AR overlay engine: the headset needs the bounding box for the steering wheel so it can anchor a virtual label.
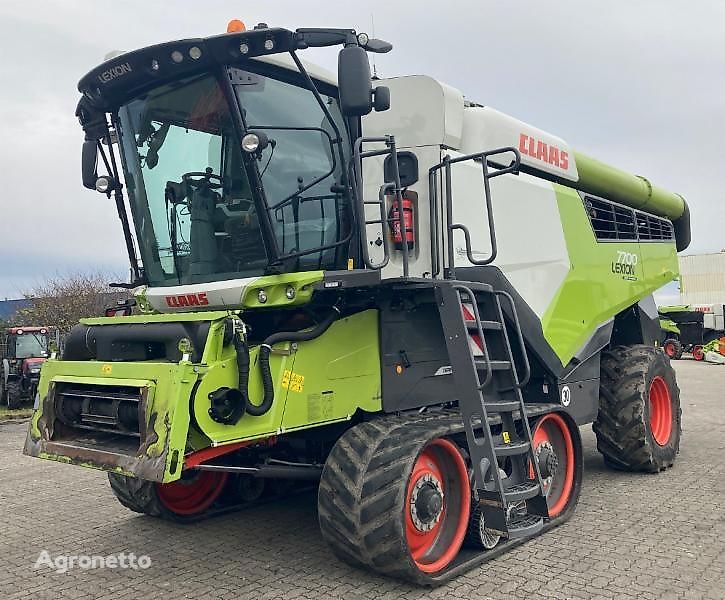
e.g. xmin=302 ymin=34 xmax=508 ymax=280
xmin=182 ymin=168 xmax=224 ymax=190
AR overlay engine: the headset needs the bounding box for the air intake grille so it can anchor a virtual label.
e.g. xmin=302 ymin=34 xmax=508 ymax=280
xmin=583 ymin=195 xmax=674 ymax=242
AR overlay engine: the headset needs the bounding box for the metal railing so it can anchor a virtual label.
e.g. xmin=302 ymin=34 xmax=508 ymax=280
xmin=429 ymin=147 xmax=521 ymax=279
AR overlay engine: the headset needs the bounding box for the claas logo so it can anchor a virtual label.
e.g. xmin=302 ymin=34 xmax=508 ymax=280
xmin=519 ymin=133 xmax=569 ymax=169
xmin=165 ymin=293 xmax=209 ymax=308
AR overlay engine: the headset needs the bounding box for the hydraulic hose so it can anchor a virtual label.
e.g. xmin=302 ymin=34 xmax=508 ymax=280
xmin=236 ymin=306 xmax=341 ymax=417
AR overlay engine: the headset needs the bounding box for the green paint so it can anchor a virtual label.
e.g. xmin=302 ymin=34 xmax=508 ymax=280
xmin=573 ymin=152 xmax=685 ymax=220
xmin=241 ymin=271 xmax=323 ymax=308
xmin=191 ymin=309 xmax=381 ymax=444
xmin=542 ymin=184 xmax=679 ymax=365
xmin=659 ymin=318 xmax=680 ymax=336
xmin=81 ymin=310 xmax=232 ymax=326
xmin=27 ymin=359 xmax=199 ymax=483
xmin=26 ymin=308 xmax=381 ymax=482
xmin=658 ymin=305 xmax=691 ymax=314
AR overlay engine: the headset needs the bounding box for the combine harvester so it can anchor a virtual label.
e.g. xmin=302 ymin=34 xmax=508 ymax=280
xmin=659 ymin=304 xmax=725 ymax=361
xmin=25 ymin=21 xmax=691 ymax=583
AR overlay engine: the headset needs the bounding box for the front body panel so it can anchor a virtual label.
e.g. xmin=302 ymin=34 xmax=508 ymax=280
xmin=24 ymin=310 xmax=382 ymax=482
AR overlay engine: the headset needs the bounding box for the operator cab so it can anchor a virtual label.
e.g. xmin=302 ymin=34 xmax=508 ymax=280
xmin=78 ymin=24 xmax=392 ymax=291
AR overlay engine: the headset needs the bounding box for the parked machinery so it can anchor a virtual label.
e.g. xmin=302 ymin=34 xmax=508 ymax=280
xmin=25 ymin=21 xmax=689 ymax=583
xmin=1 ymin=327 xmax=52 ymax=409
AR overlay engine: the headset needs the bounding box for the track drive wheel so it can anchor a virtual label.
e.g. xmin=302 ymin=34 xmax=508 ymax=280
xmin=108 ymin=470 xmax=229 ymax=522
xmin=662 ymin=338 xmax=682 ymax=360
xmin=594 ymin=345 xmax=681 ymax=472
xmin=318 ymin=417 xmax=471 ymax=584
xmin=692 ymin=345 xmax=705 ymax=361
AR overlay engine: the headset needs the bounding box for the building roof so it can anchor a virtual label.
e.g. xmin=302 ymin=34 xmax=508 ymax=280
xmin=0 ymin=299 xmax=31 ymax=322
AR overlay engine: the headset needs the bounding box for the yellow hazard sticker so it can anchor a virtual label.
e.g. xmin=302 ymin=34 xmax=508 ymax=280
xmin=281 ymin=369 xmax=305 ymax=393
xmin=347 ymin=258 xmax=354 ymax=270
xmin=101 ymin=364 xmax=113 ymax=375
xmin=502 ymin=431 xmax=510 ymax=444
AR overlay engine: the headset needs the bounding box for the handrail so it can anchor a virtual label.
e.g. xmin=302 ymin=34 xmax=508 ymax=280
xmin=454 ymin=284 xmax=493 ymax=389
xmin=429 ymin=147 xmax=521 ymax=279
xmin=351 ymin=135 xmax=409 ymax=276
xmin=495 ymin=290 xmax=531 ymax=388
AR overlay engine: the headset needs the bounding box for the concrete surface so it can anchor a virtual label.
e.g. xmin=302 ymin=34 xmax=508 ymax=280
xmin=1 ymin=359 xmax=723 ymax=599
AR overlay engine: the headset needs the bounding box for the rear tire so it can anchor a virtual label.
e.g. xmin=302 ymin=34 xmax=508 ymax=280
xmin=6 ymin=380 xmax=23 ymax=409
xmin=593 ymin=345 xmax=681 ymax=472
xmin=692 ymin=345 xmax=705 ymax=361
xmin=318 ymin=416 xmax=470 ymax=584
xmin=662 ymin=338 xmax=682 ymax=360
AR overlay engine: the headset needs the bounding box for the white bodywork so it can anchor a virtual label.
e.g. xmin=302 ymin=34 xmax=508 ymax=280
xmin=691 ymin=304 xmax=725 ymax=332
xmin=362 ymin=75 xmax=573 ymax=319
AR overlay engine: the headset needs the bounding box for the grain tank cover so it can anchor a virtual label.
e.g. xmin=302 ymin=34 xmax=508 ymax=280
xmin=459 ymin=107 xmax=579 ymax=182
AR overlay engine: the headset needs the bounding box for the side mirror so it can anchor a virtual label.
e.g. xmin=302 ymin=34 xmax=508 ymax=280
xmin=82 ymin=140 xmax=99 ymax=189
xmin=338 ymin=46 xmax=373 ymax=117
xmin=372 ymin=86 xmax=390 ymax=112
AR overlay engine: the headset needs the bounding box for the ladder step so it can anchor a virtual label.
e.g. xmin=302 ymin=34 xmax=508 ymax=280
xmin=465 ymin=319 xmax=503 ymax=331
xmin=484 ymin=400 xmax=520 ymax=412
xmin=474 ymin=359 xmax=511 ymax=371
xmin=493 ymin=439 xmax=530 ymax=456
xmin=506 ymin=514 xmax=544 ymax=539
xmin=504 ymin=481 xmax=541 ymax=503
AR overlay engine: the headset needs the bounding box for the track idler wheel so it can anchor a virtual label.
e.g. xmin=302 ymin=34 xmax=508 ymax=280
xmin=108 ymin=470 xmax=229 ymax=522
xmin=530 ymin=412 xmax=580 ymax=517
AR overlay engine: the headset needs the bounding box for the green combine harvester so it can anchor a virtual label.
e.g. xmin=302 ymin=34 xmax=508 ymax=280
xmin=25 ymin=20 xmax=690 ymax=584
xmin=659 ymin=304 xmax=725 ymax=360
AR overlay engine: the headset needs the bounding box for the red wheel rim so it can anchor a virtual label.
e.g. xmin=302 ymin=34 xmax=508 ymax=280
xmin=664 ymin=342 xmax=676 ymax=358
xmin=405 ymin=438 xmax=470 ymax=573
xmin=649 ymin=376 xmax=673 ymax=446
xmin=693 ymin=346 xmax=704 ymax=361
xmin=157 ymin=471 xmax=228 ymax=516
xmin=531 ymin=413 xmax=575 ymax=518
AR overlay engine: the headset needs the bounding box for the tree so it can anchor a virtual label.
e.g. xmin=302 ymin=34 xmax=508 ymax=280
xmin=16 ymin=272 xmax=130 ymax=334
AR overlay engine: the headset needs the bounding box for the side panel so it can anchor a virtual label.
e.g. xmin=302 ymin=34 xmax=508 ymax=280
xmin=449 ymin=165 xmax=571 ymax=320
xmin=191 ymin=309 xmax=382 ymax=444
xmin=543 ymin=184 xmax=678 ymax=364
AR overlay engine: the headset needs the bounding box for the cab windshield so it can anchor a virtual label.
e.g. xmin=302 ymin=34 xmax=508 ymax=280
xmin=116 ymin=67 xmax=350 ymax=287
xmin=15 ymin=333 xmax=48 ymax=359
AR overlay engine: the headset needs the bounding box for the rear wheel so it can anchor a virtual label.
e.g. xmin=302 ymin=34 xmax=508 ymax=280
xmin=662 ymin=338 xmax=682 ymax=360
xmin=318 ymin=416 xmax=471 ymax=584
xmin=6 ymin=380 xmax=23 ymax=409
xmin=108 ymin=470 xmax=229 ymax=522
xmin=594 ymin=345 xmax=681 ymax=472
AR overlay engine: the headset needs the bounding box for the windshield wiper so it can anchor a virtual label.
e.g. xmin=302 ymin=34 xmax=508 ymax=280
xmin=165 ymin=183 xmax=184 ymax=284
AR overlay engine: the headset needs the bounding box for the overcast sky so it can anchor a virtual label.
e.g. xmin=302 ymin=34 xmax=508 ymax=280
xmin=0 ymin=0 xmax=722 ymax=301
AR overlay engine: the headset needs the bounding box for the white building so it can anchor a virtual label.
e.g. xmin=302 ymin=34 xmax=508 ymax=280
xmin=679 ymin=251 xmax=725 ymax=305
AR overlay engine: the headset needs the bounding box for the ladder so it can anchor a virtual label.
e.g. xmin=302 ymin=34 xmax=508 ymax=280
xmin=436 ymin=280 xmax=549 ymax=538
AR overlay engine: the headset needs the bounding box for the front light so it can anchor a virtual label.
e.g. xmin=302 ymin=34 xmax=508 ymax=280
xmin=264 ymin=39 xmax=275 ymax=51
xmin=171 ymin=50 xmax=184 ymax=64
xmin=241 ymin=133 xmax=261 ymax=153
xmin=189 ymin=46 xmax=202 ymax=60
xmin=95 ymin=176 xmax=113 ymax=193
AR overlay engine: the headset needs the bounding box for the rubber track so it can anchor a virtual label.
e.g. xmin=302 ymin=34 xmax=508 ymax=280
xmin=593 ymin=345 xmax=681 ymax=473
xmin=318 ymin=412 xmax=480 ymax=585
xmin=108 ymin=474 xmax=167 ymax=518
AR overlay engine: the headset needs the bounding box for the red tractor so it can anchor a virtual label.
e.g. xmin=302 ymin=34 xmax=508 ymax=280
xmin=1 ymin=327 xmax=52 ymax=409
